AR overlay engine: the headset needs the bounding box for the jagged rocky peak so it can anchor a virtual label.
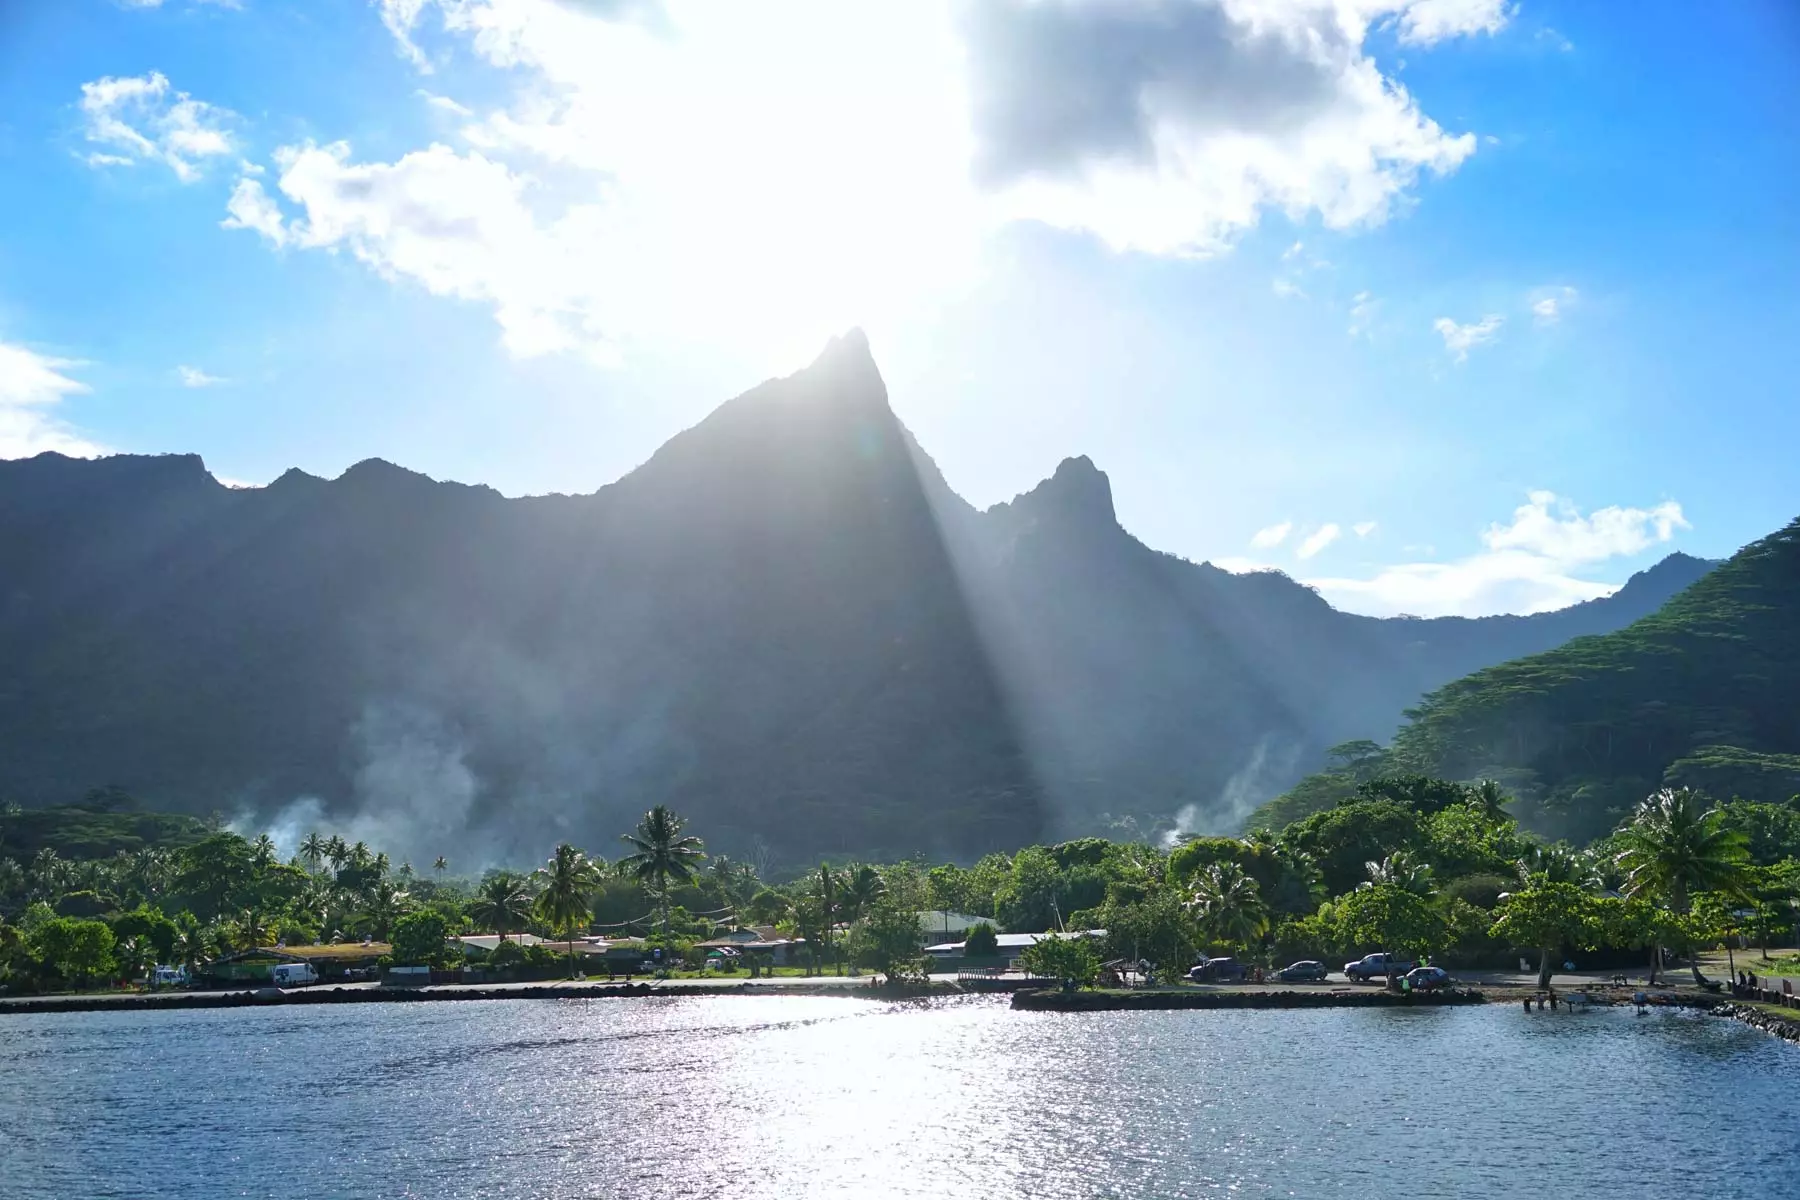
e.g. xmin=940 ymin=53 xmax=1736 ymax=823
xmin=992 ymin=454 xmax=1119 ymax=532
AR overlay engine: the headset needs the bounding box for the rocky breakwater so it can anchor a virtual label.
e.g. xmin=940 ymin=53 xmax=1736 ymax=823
xmin=1011 ymin=986 xmax=1486 ymax=1012
xmin=1714 ymin=1002 xmax=1800 ymax=1045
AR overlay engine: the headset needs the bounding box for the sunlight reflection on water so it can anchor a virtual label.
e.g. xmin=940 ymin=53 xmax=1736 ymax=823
xmin=0 ymin=996 xmax=1795 ymax=1198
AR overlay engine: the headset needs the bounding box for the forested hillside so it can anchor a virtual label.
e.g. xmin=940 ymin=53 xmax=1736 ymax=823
xmin=0 ymin=334 xmax=1713 ymax=863
xmin=1257 ymin=519 xmax=1800 ymax=843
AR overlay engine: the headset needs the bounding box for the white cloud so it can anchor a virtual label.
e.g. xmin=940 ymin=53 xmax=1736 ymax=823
xmin=1272 ymin=278 xmax=1306 ymax=299
xmin=1483 ymin=489 xmax=1688 ymax=563
xmin=1353 ymin=520 xmax=1378 ymax=537
xmin=1282 ymin=240 xmax=1304 ymax=260
xmin=1296 ymin=523 xmax=1342 ymax=559
xmin=228 ymin=0 xmax=1493 ymax=362
xmin=1531 ymin=285 xmax=1577 ymax=324
xmin=1390 ymin=0 xmax=1513 ymax=46
xmin=1348 ymin=290 xmax=1378 ymax=337
xmin=378 ymin=0 xmax=434 ymax=71
xmin=1433 ymin=313 xmax=1502 ymax=362
xmin=419 ymin=90 xmax=473 ymax=116
xmin=79 ymin=71 xmax=235 ymax=182
xmin=1306 ymin=491 xmax=1690 ymax=617
xmin=0 ymin=340 xmax=107 ymax=459
xmin=176 ymin=365 xmax=226 ymax=387
xmin=1250 ymin=520 xmax=1293 ymax=549
xmin=964 ymin=0 xmax=1487 ymax=256
xmin=220 ymin=176 xmax=289 ymax=246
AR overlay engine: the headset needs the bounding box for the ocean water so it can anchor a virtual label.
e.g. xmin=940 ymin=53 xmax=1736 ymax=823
xmin=0 ymin=995 xmax=1794 ymax=1198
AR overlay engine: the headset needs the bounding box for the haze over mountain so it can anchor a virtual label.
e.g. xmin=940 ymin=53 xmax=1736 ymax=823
xmin=0 ymin=335 xmax=1714 ymax=865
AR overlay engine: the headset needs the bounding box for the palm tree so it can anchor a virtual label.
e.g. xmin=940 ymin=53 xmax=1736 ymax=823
xmin=1466 ymin=779 xmax=1511 ymax=821
xmin=324 ymin=835 xmax=350 ymax=873
xmin=1362 ymin=850 xmax=1435 ymax=897
xmin=470 ymin=871 xmax=535 ymax=944
xmin=841 ymin=864 xmax=888 ymax=924
xmin=1613 ymin=788 xmax=1751 ymax=984
xmin=433 ymin=856 xmax=448 ymax=879
xmin=817 ymin=864 xmax=840 ymax=974
xmin=250 ymin=834 xmax=278 ymax=870
xmin=173 ymin=916 xmax=215 ymax=976
xmin=618 ymin=806 xmax=706 ymax=954
xmin=1187 ymin=862 xmax=1269 ymax=954
xmin=299 ymin=832 xmax=328 ymax=875
xmin=534 ymin=844 xmax=602 ymax=977
xmin=358 ymin=880 xmax=411 ymax=942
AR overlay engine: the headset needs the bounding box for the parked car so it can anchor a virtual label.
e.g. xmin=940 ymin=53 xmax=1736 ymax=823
xmin=1272 ymin=960 xmax=1328 ymax=982
xmin=1343 ymin=953 xmax=1417 ymax=983
xmin=1187 ymin=956 xmax=1245 ymax=983
xmin=1403 ymin=965 xmax=1452 ymax=991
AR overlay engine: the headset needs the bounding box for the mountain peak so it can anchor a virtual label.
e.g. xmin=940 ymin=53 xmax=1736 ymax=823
xmin=991 ymin=454 xmax=1118 ymax=533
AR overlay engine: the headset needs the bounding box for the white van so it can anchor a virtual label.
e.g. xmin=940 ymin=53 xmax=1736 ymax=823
xmin=270 ymin=962 xmax=319 ymax=987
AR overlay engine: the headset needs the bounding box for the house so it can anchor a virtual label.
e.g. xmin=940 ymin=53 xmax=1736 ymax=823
xmin=922 ymin=930 xmax=1105 ymax=966
xmin=204 ymin=942 xmax=390 ymax=982
xmin=454 ymin=933 xmax=547 ymax=958
xmin=692 ymin=926 xmax=806 ymax=966
xmin=915 ymin=911 xmax=987 ymax=946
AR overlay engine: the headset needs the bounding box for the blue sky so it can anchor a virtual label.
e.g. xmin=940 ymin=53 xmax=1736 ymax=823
xmin=1 ymin=0 xmax=1796 ymax=616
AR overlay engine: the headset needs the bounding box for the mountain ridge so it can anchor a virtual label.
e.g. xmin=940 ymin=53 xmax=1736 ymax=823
xmin=0 ymin=336 xmax=1718 ymax=862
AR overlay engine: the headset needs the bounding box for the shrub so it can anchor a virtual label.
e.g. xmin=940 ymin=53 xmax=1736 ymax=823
xmin=963 ymin=922 xmax=999 ymax=957
xmin=1018 ymin=935 xmax=1100 ymax=987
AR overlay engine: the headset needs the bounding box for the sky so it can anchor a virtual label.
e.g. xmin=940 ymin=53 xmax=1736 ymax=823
xmin=1 ymin=0 xmax=1796 ymax=618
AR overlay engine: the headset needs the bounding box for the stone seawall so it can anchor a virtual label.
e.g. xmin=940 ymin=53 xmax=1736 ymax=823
xmin=0 ymin=980 xmax=940 ymax=1016
xmin=1011 ymin=987 xmax=1487 ymax=1012
xmin=1714 ymin=1002 xmax=1800 ymax=1045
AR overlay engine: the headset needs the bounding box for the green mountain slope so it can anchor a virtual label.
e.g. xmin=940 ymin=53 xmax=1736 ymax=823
xmin=1369 ymin=518 xmax=1800 ymax=841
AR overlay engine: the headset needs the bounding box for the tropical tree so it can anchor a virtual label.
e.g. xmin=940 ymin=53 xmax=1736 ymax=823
xmin=299 ymin=833 xmax=328 ymax=875
xmin=1333 ymin=882 xmax=1444 ymax=989
xmin=840 ymin=864 xmax=888 ymax=924
xmin=324 ymin=835 xmax=350 ymax=873
xmin=534 ymin=843 xmax=602 ymax=976
xmin=1186 ymin=862 xmax=1269 ymax=954
xmin=357 ymin=880 xmax=412 ymax=943
xmin=470 ymin=871 xmax=535 ymax=944
xmin=1612 ymin=788 xmax=1751 ymax=983
xmin=618 ymin=807 xmax=706 ymax=952
xmin=433 ymin=856 xmax=448 ymax=879
xmin=1490 ymin=877 xmax=1599 ymax=989
xmin=1362 ymin=849 xmax=1435 ymax=896
xmin=1018 ymin=934 xmax=1100 ymax=988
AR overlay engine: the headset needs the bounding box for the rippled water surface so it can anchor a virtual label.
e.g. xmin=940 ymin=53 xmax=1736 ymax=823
xmin=1 ymin=996 xmax=1795 ymax=1198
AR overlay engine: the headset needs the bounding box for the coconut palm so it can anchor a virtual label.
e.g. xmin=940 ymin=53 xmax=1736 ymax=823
xmin=250 ymin=834 xmax=278 ymax=870
xmin=173 ymin=916 xmax=215 ymax=975
xmin=618 ymin=806 xmax=706 ymax=953
xmin=357 ymin=880 xmax=411 ymax=942
xmin=534 ymin=844 xmax=603 ymax=976
xmin=324 ymin=835 xmax=350 ymax=873
xmin=1187 ymin=862 xmax=1269 ymax=953
xmin=816 ymin=864 xmax=841 ymax=974
xmin=433 ymin=856 xmax=448 ymax=879
xmin=1613 ymin=788 xmax=1751 ymax=984
xmin=299 ymin=832 xmax=328 ymax=875
xmin=1466 ymin=779 xmax=1511 ymax=821
xmin=1517 ymin=843 xmax=1602 ymax=891
xmin=841 ymin=864 xmax=888 ymax=924
xmin=1362 ymin=850 xmax=1435 ymax=897
xmin=470 ymin=871 xmax=535 ymax=944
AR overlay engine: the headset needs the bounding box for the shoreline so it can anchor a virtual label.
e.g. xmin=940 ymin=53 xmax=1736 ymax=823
xmin=0 ymin=979 xmax=945 ymax=1016
xmin=1011 ymin=986 xmax=1491 ymax=1012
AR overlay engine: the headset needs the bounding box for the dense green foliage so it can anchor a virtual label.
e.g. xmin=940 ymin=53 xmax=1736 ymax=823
xmin=1332 ymin=519 xmax=1800 ymax=843
xmin=2 ymin=759 xmax=1793 ymax=997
